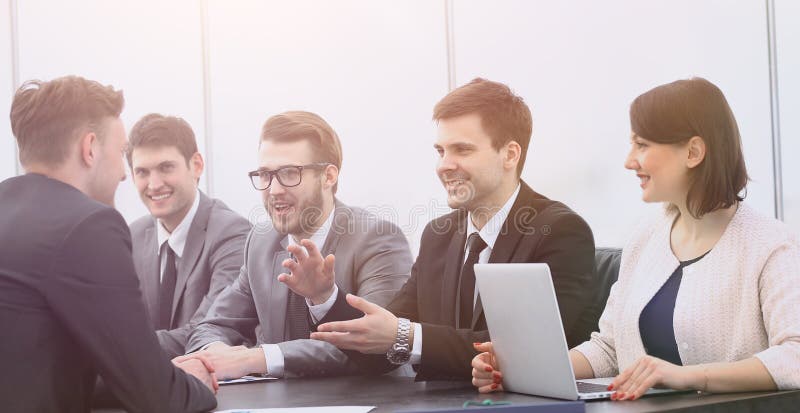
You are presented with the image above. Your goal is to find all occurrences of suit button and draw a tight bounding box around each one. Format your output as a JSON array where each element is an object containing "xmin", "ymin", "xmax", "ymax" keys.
[{"xmin": 681, "ymin": 342, "xmax": 689, "ymax": 350}]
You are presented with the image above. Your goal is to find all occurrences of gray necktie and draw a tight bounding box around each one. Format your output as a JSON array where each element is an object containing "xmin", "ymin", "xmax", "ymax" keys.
[{"xmin": 286, "ymin": 253, "xmax": 310, "ymax": 340}]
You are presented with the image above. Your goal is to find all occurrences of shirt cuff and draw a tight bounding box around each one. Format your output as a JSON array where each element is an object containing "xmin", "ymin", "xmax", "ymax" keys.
[
  {"xmin": 305, "ymin": 284, "xmax": 339, "ymax": 323},
  {"xmin": 261, "ymin": 344, "xmax": 285, "ymax": 378},
  {"xmin": 409, "ymin": 322, "xmax": 422, "ymax": 365}
]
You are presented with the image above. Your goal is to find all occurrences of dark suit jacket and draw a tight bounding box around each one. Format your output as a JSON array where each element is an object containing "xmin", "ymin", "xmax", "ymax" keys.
[
  {"xmin": 354, "ymin": 181, "xmax": 596, "ymax": 380},
  {"xmin": 188, "ymin": 201, "xmax": 412, "ymax": 377},
  {"xmin": 130, "ymin": 191, "xmax": 251, "ymax": 358},
  {"xmin": 0, "ymin": 174, "xmax": 216, "ymax": 413}
]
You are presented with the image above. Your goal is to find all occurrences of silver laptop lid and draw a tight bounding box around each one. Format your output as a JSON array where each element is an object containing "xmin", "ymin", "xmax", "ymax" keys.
[{"xmin": 475, "ymin": 263, "xmax": 580, "ymax": 400}]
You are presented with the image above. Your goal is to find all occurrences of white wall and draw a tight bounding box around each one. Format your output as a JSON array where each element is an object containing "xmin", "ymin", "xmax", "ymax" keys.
[
  {"xmin": 453, "ymin": 0, "xmax": 776, "ymax": 247},
  {"xmin": 13, "ymin": 0, "xmax": 207, "ymax": 221},
  {"xmin": 206, "ymin": 0, "xmax": 449, "ymax": 253},
  {"xmin": 776, "ymin": 0, "xmax": 800, "ymax": 235},
  {"xmin": 1, "ymin": 0, "xmax": 796, "ymax": 249},
  {"xmin": 0, "ymin": 0, "xmax": 15, "ymax": 182}
]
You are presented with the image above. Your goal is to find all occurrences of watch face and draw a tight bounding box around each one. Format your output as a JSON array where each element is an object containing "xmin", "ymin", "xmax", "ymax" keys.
[
  {"xmin": 388, "ymin": 351, "xmax": 410, "ymax": 364},
  {"xmin": 387, "ymin": 344, "xmax": 410, "ymax": 364}
]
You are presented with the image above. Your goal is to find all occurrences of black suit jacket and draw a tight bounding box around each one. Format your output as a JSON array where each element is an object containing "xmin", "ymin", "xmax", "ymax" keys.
[
  {"xmin": 354, "ymin": 181, "xmax": 596, "ymax": 380},
  {"xmin": 0, "ymin": 174, "xmax": 216, "ymax": 413}
]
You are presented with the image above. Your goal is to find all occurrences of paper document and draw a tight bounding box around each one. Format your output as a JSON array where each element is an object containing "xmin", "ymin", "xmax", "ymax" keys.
[
  {"xmin": 216, "ymin": 407, "xmax": 374, "ymax": 413},
  {"xmin": 218, "ymin": 375, "xmax": 277, "ymax": 385}
]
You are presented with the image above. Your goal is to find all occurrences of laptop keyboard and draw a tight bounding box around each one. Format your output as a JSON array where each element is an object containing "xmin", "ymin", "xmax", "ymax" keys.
[{"xmin": 576, "ymin": 381, "xmax": 611, "ymax": 394}]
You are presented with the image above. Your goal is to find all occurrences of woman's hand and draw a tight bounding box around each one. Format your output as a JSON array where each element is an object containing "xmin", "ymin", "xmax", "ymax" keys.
[
  {"xmin": 609, "ymin": 355, "xmax": 703, "ymax": 400},
  {"xmin": 471, "ymin": 342, "xmax": 504, "ymax": 393}
]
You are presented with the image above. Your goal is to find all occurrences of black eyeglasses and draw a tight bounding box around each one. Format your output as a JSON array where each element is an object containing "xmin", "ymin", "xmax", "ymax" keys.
[{"xmin": 248, "ymin": 163, "xmax": 331, "ymax": 191}]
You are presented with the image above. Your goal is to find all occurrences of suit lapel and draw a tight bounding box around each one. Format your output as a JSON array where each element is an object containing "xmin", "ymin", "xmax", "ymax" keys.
[
  {"xmin": 472, "ymin": 183, "xmax": 536, "ymax": 329},
  {"xmin": 487, "ymin": 183, "xmax": 536, "ymax": 265},
  {"xmin": 171, "ymin": 192, "xmax": 212, "ymax": 324},
  {"xmin": 443, "ymin": 210, "xmax": 468, "ymax": 327},
  {"xmin": 140, "ymin": 224, "xmax": 160, "ymax": 327},
  {"xmin": 324, "ymin": 202, "xmax": 346, "ymax": 286}
]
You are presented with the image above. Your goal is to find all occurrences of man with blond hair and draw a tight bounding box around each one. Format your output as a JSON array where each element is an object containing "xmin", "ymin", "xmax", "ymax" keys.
[{"xmin": 182, "ymin": 111, "xmax": 412, "ymax": 379}]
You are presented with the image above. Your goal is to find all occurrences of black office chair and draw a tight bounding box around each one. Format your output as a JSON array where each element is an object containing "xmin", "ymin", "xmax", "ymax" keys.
[{"xmin": 570, "ymin": 247, "xmax": 622, "ymax": 345}]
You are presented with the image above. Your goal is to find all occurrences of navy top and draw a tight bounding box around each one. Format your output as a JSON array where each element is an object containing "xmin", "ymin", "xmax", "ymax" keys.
[{"xmin": 639, "ymin": 251, "xmax": 710, "ymax": 365}]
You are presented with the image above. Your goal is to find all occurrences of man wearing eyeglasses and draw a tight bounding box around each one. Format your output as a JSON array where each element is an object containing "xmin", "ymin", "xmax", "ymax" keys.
[
  {"xmin": 127, "ymin": 114, "xmax": 251, "ymax": 358},
  {"xmin": 181, "ymin": 111, "xmax": 413, "ymax": 379}
]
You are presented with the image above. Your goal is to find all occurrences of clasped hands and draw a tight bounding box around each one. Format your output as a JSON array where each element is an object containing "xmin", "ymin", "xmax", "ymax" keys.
[
  {"xmin": 174, "ymin": 342, "xmax": 266, "ymax": 382},
  {"xmin": 471, "ymin": 342, "xmax": 706, "ymax": 400},
  {"xmin": 170, "ymin": 353, "xmax": 219, "ymax": 394}
]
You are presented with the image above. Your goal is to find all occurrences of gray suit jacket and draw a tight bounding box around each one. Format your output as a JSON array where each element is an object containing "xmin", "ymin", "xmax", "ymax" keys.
[
  {"xmin": 187, "ymin": 201, "xmax": 413, "ymax": 377},
  {"xmin": 130, "ymin": 191, "xmax": 251, "ymax": 358}
]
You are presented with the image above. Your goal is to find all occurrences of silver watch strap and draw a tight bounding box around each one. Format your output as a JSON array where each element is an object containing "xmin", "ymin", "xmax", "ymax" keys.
[
  {"xmin": 394, "ymin": 317, "xmax": 411, "ymax": 350},
  {"xmin": 395, "ymin": 318, "xmax": 411, "ymax": 348}
]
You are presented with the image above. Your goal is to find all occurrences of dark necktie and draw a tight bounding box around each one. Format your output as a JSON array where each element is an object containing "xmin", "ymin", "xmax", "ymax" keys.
[
  {"xmin": 286, "ymin": 253, "xmax": 310, "ymax": 340},
  {"xmin": 459, "ymin": 232, "xmax": 487, "ymax": 329},
  {"xmin": 158, "ymin": 244, "xmax": 177, "ymax": 330}
]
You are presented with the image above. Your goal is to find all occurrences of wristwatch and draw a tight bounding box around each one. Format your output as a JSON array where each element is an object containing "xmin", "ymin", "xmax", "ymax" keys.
[{"xmin": 386, "ymin": 317, "xmax": 412, "ymax": 365}]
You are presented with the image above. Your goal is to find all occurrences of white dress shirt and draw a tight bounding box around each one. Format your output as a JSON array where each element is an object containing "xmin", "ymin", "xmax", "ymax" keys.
[
  {"xmin": 262, "ymin": 208, "xmax": 335, "ymax": 377},
  {"xmin": 155, "ymin": 189, "xmax": 200, "ymax": 281},
  {"xmin": 408, "ymin": 184, "xmax": 521, "ymax": 365}
]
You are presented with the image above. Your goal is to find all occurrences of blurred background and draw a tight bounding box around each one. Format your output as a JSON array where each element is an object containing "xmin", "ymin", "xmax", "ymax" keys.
[{"xmin": 1, "ymin": 0, "xmax": 798, "ymax": 253}]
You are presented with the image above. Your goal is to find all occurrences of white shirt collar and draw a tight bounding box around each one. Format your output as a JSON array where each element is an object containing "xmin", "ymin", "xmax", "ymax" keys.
[
  {"xmin": 156, "ymin": 188, "xmax": 201, "ymax": 258},
  {"xmin": 466, "ymin": 184, "xmax": 521, "ymax": 251},
  {"xmin": 286, "ymin": 206, "xmax": 335, "ymax": 253}
]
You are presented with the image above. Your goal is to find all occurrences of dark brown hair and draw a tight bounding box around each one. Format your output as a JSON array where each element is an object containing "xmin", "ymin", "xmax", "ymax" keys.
[
  {"xmin": 10, "ymin": 75, "xmax": 124, "ymax": 167},
  {"xmin": 630, "ymin": 77, "xmax": 749, "ymax": 218},
  {"xmin": 260, "ymin": 111, "xmax": 343, "ymax": 193},
  {"xmin": 433, "ymin": 78, "xmax": 532, "ymax": 177},
  {"xmin": 127, "ymin": 113, "xmax": 198, "ymax": 167}
]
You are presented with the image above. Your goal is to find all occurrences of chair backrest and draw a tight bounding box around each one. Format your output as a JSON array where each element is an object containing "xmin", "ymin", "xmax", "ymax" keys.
[
  {"xmin": 593, "ymin": 247, "xmax": 622, "ymax": 312},
  {"xmin": 569, "ymin": 247, "xmax": 622, "ymax": 344}
]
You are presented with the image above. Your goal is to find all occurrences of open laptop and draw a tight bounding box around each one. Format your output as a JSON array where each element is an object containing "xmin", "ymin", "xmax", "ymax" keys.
[{"xmin": 475, "ymin": 263, "xmax": 678, "ymax": 400}]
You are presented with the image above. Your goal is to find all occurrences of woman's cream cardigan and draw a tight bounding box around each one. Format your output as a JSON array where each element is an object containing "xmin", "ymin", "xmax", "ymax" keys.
[{"xmin": 573, "ymin": 203, "xmax": 800, "ymax": 389}]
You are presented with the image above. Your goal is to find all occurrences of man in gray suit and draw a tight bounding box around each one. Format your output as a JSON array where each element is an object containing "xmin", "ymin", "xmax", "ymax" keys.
[
  {"xmin": 180, "ymin": 111, "xmax": 412, "ymax": 379},
  {"xmin": 127, "ymin": 114, "xmax": 251, "ymax": 358}
]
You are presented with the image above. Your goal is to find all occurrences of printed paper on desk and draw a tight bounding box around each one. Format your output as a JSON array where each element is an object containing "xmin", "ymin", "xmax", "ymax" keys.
[
  {"xmin": 216, "ymin": 407, "xmax": 375, "ymax": 413},
  {"xmin": 218, "ymin": 375, "xmax": 278, "ymax": 385}
]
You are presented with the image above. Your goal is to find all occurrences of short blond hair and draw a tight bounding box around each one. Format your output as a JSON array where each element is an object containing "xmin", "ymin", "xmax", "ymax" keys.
[{"xmin": 260, "ymin": 111, "xmax": 343, "ymax": 193}]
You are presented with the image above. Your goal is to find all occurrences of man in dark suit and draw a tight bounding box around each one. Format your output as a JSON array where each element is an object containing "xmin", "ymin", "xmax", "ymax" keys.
[
  {"xmin": 177, "ymin": 111, "xmax": 412, "ymax": 379},
  {"xmin": 127, "ymin": 114, "xmax": 251, "ymax": 358},
  {"xmin": 312, "ymin": 78, "xmax": 596, "ymax": 380},
  {"xmin": 0, "ymin": 76, "xmax": 217, "ymax": 412}
]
